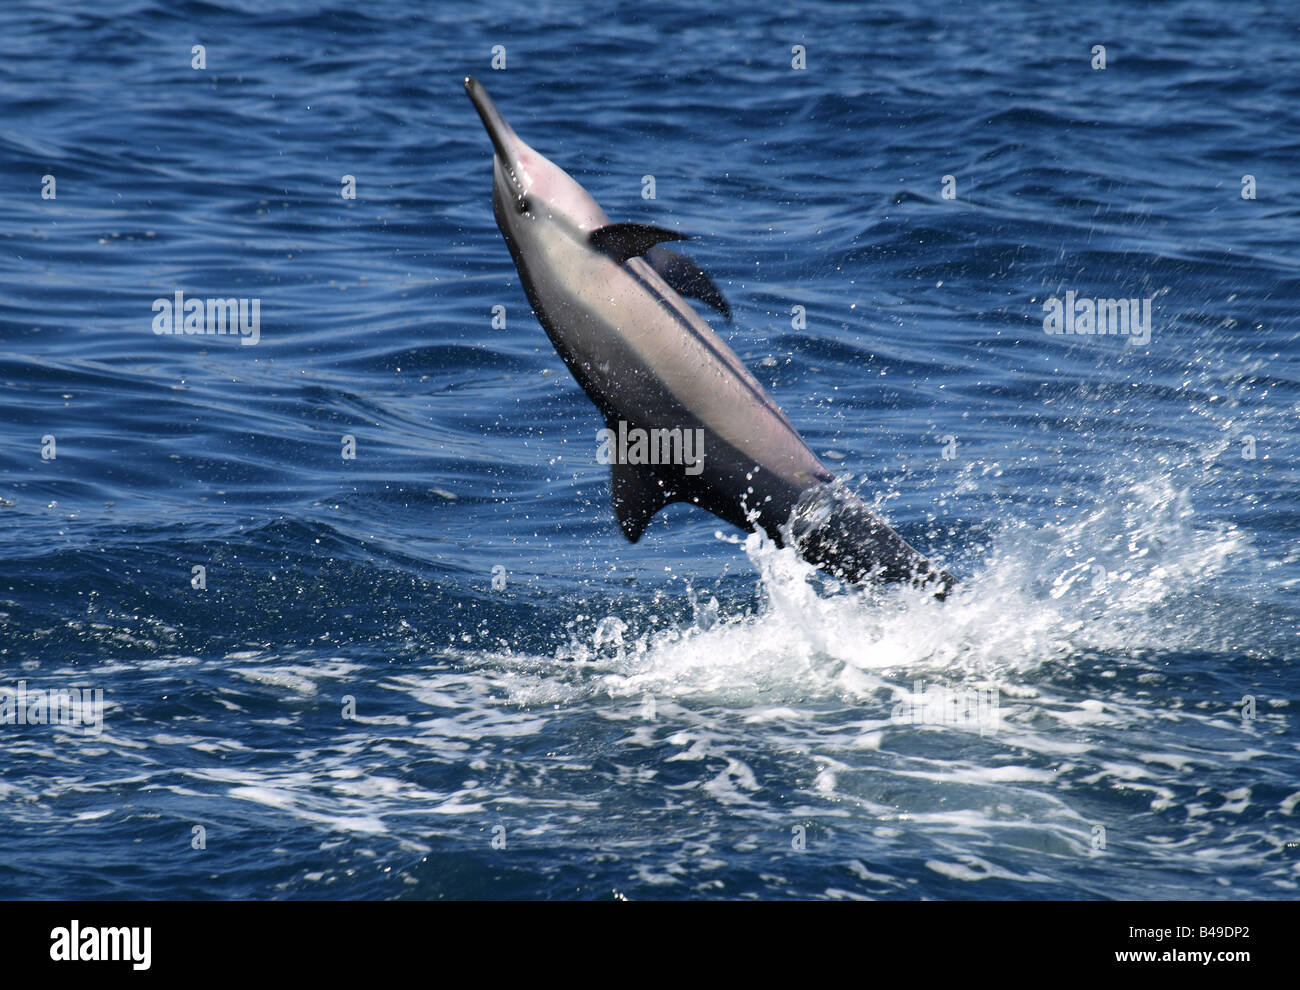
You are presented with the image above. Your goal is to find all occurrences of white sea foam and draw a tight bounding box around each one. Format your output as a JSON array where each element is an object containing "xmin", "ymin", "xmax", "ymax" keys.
[{"xmin": 470, "ymin": 470, "xmax": 1260, "ymax": 714}]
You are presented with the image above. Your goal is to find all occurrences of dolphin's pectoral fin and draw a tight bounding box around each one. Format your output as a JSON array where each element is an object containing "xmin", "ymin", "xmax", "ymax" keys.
[
  {"xmin": 645, "ymin": 246, "xmax": 732, "ymax": 322},
  {"xmin": 588, "ymin": 222, "xmax": 689, "ymax": 263},
  {"xmin": 609, "ymin": 457, "xmax": 686, "ymax": 543}
]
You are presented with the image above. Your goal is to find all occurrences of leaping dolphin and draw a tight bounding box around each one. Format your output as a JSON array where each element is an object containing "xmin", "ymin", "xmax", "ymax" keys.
[{"xmin": 464, "ymin": 76, "xmax": 954, "ymax": 597}]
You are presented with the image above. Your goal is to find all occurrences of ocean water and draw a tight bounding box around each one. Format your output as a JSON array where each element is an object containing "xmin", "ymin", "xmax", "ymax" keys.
[{"xmin": 1, "ymin": 0, "xmax": 1297, "ymax": 900}]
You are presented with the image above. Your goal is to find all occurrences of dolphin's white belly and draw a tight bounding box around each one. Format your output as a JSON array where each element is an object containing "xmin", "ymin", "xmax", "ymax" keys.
[{"xmin": 521, "ymin": 227, "xmax": 828, "ymax": 491}]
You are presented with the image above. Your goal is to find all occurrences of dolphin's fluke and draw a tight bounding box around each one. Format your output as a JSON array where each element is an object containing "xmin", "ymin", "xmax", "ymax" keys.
[{"xmin": 788, "ymin": 483, "xmax": 956, "ymax": 599}]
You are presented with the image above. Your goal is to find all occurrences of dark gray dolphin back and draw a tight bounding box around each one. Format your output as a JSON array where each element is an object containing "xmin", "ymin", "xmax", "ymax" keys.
[{"xmin": 789, "ymin": 483, "xmax": 956, "ymax": 598}]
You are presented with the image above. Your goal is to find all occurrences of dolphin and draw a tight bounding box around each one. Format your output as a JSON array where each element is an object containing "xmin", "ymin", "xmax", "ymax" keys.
[{"xmin": 464, "ymin": 76, "xmax": 954, "ymax": 597}]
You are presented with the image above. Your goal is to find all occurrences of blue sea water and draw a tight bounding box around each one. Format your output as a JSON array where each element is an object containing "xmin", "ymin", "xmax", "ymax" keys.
[{"xmin": 1, "ymin": 0, "xmax": 1297, "ymax": 900}]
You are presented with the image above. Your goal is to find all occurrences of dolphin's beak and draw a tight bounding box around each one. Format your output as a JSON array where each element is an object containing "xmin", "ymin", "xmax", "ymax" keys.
[{"xmin": 464, "ymin": 76, "xmax": 523, "ymax": 174}]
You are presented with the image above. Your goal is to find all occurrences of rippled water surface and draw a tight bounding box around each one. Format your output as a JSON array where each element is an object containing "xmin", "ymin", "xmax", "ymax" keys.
[{"xmin": 1, "ymin": 0, "xmax": 1298, "ymax": 899}]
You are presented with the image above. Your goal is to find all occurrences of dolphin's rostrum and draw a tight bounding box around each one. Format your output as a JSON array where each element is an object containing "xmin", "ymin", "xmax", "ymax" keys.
[{"xmin": 464, "ymin": 76, "xmax": 954, "ymax": 597}]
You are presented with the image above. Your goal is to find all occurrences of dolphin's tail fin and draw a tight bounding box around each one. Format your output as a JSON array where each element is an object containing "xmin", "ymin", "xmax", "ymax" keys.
[{"xmin": 787, "ymin": 482, "xmax": 956, "ymax": 599}]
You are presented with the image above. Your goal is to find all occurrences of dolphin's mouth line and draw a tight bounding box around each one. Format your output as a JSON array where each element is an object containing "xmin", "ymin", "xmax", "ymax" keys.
[
  {"xmin": 465, "ymin": 76, "xmax": 529, "ymax": 210},
  {"xmin": 494, "ymin": 156, "xmax": 529, "ymax": 212}
]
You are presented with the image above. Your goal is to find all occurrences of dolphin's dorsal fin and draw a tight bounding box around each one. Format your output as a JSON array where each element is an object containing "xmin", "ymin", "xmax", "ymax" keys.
[
  {"xmin": 588, "ymin": 224, "xmax": 732, "ymax": 322},
  {"xmin": 646, "ymin": 245, "xmax": 732, "ymax": 322},
  {"xmin": 588, "ymin": 222, "xmax": 689, "ymax": 262},
  {"xmin": 608, "ymin": 448, "xmax": 687, "ymax": 543}
]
